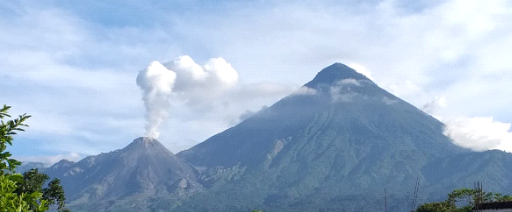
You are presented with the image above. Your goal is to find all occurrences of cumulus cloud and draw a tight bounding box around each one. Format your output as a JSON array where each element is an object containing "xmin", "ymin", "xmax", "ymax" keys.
[
  {"xmin": 166, "ymin": 55, "xmax": 238, "ymax": 91},
  {"xmin": 163, "ymin": 55, "xmax": 239, "ymax": 109},
  {"xmin": 443, "ymin": 117, "xmax": 512, "ymax": 152},
  {"xmin": 422, "ymin": 96, "xmax": 512, "ymax": 152}
]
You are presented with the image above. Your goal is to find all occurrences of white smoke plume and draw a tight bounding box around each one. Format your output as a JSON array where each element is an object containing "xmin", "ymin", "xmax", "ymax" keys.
[
  {"xmin": 136, "ymin": 55, "xmax": 239, "ymax": 138},
  {"xmin": 136, "ymin": 61, "xmax": 176, "ymax": 138}
]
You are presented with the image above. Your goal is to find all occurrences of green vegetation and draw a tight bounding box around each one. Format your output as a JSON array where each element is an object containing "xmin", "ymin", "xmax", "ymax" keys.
[
  {"xmin": 415, "ymin": 188, "xmax": 512, "ymax": 212},
  {"xmin": 0, "ymin": 105, "xmax": 69, "ymax": 212}
]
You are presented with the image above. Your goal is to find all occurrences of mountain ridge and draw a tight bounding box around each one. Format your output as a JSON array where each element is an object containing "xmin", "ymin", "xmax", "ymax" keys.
[{"xmin": 42, "ymin": 63, "xmax": 512, "ymax": 212}]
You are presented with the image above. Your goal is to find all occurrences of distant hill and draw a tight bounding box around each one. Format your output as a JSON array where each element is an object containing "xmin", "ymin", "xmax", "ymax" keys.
[
  {"xmin": 16, "ymin": 161, "xmax": 46, "ymax": 173},
  {"xmin": 46, "ymin": 63, "xmax": 512, "ymax": 211}
]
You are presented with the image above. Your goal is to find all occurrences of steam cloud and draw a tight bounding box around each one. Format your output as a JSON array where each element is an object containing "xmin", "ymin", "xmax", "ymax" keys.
[
  {"xmin": 136, "ymin": 55, "xmax": 239, "ymax": 138},
  {"xmin": 136, "ymin": 61, "xmax": 176, "ymax": 138}
]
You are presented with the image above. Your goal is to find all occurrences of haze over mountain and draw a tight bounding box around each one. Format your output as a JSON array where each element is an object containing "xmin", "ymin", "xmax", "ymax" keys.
[{"xmin": 44, "ymin": 63, "xmax": 512, "ymax": 211}]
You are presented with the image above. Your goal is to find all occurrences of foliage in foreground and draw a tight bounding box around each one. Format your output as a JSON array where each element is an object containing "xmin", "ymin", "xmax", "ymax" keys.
[
  {"xmin": 415, "ymin": 188, "xmax": 512, "ymax": 212},
  {"xmin": 0, "ymin": 105, "xmax": 69, "ymax": 212}
]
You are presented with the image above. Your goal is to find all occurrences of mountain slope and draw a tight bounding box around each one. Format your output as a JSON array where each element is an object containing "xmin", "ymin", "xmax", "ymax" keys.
[
  {"xmin": 178, "ymin": 63, "xmax": 463, "ymax": 168},
  {"xmin": 44, "ymin": 63, "xmax": 512, "ymax": 212},
  {"xmin": 46, "ymin": 137, "xmax": 202, "ymax": 211},
  {"xmin": 175, "ymin": 63, "xmax": 505, "ymax": 211}
]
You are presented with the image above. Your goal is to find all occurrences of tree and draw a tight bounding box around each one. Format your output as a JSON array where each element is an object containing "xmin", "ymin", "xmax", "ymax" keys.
[
  {"xmin": 16, "ymin": 169, "xmax": 68, "ymax": 212},
  {"xmin": 0, "ymin": 105, "xmax": 69, "ymax": 212},
  {"xmin": 415, "ymin": 201, "xmax": 455, "ymax": 212},
  {"xmin": 415, "ymin": 188, "xmax": 512, "ymax": 212},
  {"xmin": 0, "ymin": 105, "xmax": 28, "ymax": 174},
  {"xmin": 42, "ymin": 178, "xmax": 67, "ymax": 211}
]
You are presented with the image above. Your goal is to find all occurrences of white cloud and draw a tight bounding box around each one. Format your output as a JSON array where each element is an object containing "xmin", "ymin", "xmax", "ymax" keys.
[
  {"xmin": 422, "ymin": 96, "xmax": 512, "ymax": 153},
  {"xmin": 422, "ymin": 96, "xmax": 447, "ymax": 114},
  {"xmin": 443, "ymin": 117, "xmax": 512, "ymax": 152},
  {"xmin": 3, "ymin": 0, "xmax": 512, "ymax": 159},
  {"xmin": 386, "ymin": 80, "xmax": 423, "ymax": 100},
  {"xmin": 337, "ymin": 79, "xmax": 361, "ymax": 86},
  {"xmin": 382, "ymin": 96, "xmax": 397, "ymax": 105},
  {"xmin": 329, "ymin": 78, "xmax": 365, "ymax": 102},
  {"xmin": 292, "ymin": 86, "xmax": 317, "ymax": 96},
  {"xmin": 235, "ymin": 83, "xmax": 298, "ymax": 98},
  {"xmin": 347, "ymin": 63, "xmax": 374, "ymax": 80},
  {"xmin": 167, "ymin": 55, "xmax": 238, "ymax": 91},
  {"xmin": 330, "ymin": 88, "xmax": 354, "ymax": 102},
  {"xmin": 133, "ymin": 56, "xmax": 298, "ymax": 150},
  {"xmin": 134, "ymin": 55, "xmax": 243, "ymax": 139},
  {"xmin": 0, "ymin": 4, "xmax": 164, "ymax": 153},
  {"xmin": 173, "ymin": 0, "xmax": 512, "ymax": 115}
]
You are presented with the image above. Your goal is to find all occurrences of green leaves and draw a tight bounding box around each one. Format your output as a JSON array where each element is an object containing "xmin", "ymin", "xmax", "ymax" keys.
[
  {"xmin": 0, "ymin": 104, "xmax": 69, "ymax": 212},
  {"xmin": 16, "ymin": 169, "xmax": 50, "ymax": 195},
  {"xmin": 0, "ymin": 174, "xmax": 50, "ymax": 212},
  {"xmin": 0, "ymin": 105, "xmax": 11, "ymax": 118},
  {"xmin": 1, "ymin": 105, "xmax": 30, "ymax": 174},
  {"xmin": 42, "ymin": 178, "xmax": 67, "ymax": 211}
]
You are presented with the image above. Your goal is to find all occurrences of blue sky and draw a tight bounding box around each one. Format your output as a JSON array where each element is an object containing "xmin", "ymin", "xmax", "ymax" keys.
[{"xmin": 1, "ymin": 0, "xmax": 512, "ymax": 165}]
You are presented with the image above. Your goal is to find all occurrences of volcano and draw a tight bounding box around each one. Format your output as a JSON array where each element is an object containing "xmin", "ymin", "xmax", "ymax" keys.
[
  {"xmin": 46, "ymin": 63, "xmax": 512, "ymax": 212},
  {"xmin": 178, "ymin": 63, "xmax": 463, "ymax": 168},
  {"xmin": 46, "ymin": 137, "xmax": 202, "ymax": 211},
  {"xmin": 174, "ymin": 63, "xmax": 512, "ymax": 211}
]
